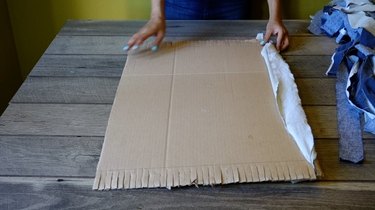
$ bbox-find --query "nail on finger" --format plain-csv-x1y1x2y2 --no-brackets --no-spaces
123,45,129,51
131,45,139,50
151,45,159,52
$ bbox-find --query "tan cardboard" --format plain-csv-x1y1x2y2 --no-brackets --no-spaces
94,40,317,190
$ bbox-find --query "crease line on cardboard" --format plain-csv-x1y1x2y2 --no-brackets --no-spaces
124,71,264,77
163,45,177,169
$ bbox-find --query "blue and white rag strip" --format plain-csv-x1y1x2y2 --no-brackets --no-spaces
309,0,375,163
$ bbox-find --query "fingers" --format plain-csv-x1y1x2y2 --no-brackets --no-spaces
126,32,164,52
126,29,165,52
275,31,289,51
266,28,289,51
152,31,165,50
276,32,283,51
264,29,273,43
265,21,289,51
125,18,166,52
280,35,289,51
127,32,151,50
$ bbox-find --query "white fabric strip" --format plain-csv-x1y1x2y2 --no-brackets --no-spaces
261,43,317,165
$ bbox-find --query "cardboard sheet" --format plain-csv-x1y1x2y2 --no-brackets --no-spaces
94,40,317,190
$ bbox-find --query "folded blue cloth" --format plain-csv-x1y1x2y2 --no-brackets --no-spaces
349,56,375,115
308,1,375,163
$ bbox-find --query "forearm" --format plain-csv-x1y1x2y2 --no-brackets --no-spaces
265,0,289,51
151,0,165,19
267,0,283,23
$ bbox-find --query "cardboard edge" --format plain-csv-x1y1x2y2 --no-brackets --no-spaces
92,161,316,190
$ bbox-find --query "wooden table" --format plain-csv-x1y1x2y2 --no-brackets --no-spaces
1,20,375,209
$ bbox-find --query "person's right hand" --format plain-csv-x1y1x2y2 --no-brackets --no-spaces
125,17,166,51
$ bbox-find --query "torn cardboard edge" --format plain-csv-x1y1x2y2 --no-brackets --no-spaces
93,40,319,190
94,161,316,190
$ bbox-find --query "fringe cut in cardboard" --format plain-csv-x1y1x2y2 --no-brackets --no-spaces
93,40,318,190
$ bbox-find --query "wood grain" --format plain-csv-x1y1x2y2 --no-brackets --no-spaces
0,104,111,136
12,76,335,105
316,140,375,181
0,136,102,177
12,77,119,104
304,106,338,139
45,36,337,56
285,55,332,78
30,54,126,77
1,135,375,181
0,104,339,138
2,102,369,140
59,20,312,36
29,55,332,79
297,78,336,105
1,178,375,210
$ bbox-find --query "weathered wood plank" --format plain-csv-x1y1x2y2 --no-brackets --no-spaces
0,104,111,136
45,36,337,56
285,37,337,56
12,77,335,105
1,178,375,210
316,140,375,181
0,103,370,140
296,78,336,106
12,77,119,104
30,54,126,77
29,54,332,78
1,135,374,181
59,20,313,36
304,106,338,139
0,136,102,177
305,106,375,139
285,55,332,78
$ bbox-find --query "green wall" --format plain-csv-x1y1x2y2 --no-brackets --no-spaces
0,0,22,114
6,0,151,78
283,0,330,19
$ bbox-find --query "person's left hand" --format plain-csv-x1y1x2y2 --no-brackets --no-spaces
264,20,289,51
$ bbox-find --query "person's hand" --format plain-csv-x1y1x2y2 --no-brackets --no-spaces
125,16,166,51
264,20,289,51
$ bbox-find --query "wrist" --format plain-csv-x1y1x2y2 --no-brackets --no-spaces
151,0,165,20
268,18,283,26
151,11,165,20
268,15,282,23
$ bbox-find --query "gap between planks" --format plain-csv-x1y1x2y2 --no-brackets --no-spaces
1,176,375,191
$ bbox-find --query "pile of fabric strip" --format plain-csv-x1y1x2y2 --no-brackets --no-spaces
308,0,375,163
